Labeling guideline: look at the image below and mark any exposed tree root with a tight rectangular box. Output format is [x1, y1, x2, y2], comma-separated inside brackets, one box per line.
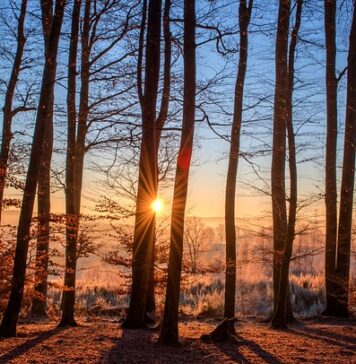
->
[58, 318, 78, 328]
[200, 318, 241, 343]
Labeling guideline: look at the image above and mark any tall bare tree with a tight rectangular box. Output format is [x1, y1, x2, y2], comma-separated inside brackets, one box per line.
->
[203, 0, 253, 341]
[60, 0, 137, 326]
[270, 0, 290, 325]
[59, 0, 82, 327]
[159, 0, 196, 346]
[145, 0, 172, 320]
[335, 0, 356, 317]
[271, 0, 303, 329]
[0, 0, 66, 338]
[323, 0, 339, 316]
[31, 0, 55, 318]
[123, 0, 163, 329]
[0, 0, 29, 224]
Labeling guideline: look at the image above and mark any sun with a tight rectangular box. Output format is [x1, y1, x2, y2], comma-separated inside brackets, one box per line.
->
[151, 198, 163, 214]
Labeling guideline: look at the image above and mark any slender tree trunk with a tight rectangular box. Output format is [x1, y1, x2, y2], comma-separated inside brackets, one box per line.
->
[59, 0, 83, 327]
[271, 0, 290, 321]
[31, 102, 53, 317]
[0, 0, 28, 224]
[31, 0, 54, 318]
[224, 0, 252, 329]
[335, 3, 356, 317]
[204, 0, 253, 342]
[323, 0, 339, 316]
[0, 0, 66, 338]
[272, 0, 302, 329]
[159, 0, 196, 346]
[123, 0, 162, 329]
[146, 0, 172, 320]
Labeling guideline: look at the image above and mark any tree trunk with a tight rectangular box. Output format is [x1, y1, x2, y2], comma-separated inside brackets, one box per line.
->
[335, 2, 356, 317]
[159, 0, 196, 346]
[146, 0, 172, 321]
[123, 0, 162, 329]
[323, 0, 339, 316]
[272, 0, 302, 329]
[205, 0, 253, 341]
[31, 0, 54, 318]
[0, 0, 66, 338]
[59, 0, 83, 327]
[0, 0, 28, 224]
[271, 0, 290, 323]
[31, 102, 53, 317]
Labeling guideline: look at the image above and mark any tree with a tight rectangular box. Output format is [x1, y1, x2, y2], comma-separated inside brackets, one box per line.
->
[334, 0, 356, 317]
[60, 0, 137, 326]
[159, 0, 196, 346]
[0, 0, 66, 338]
[59, 0, 82, 327]
[184, 216, 215, 273]
[203, 0, 253, 342]
[271, 0, 303, 329]
[323, 0, 340, 317]
[270, 0, 290, 329]
[123, 0, 162, 329]
[146, 0, 172, 319]
[0, 0, 29, 224]
[31, 0, 55, 318]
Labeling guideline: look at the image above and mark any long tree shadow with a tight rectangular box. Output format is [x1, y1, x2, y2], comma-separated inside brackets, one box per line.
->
[289, 326, 356, 352]
[0, 326, 66, 364]
[213, 337, 282, 364]
[101, 328, 251, 363]
[294, 324, 356, 345]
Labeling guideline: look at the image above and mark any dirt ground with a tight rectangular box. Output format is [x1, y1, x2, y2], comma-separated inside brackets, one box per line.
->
[0, 317, 355, 363]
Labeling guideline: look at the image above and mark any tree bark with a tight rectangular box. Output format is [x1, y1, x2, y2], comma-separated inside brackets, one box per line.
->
[335, 2, 356, 317]
[323, 0, 339, 316]
[59, 0, 83, 327]
[0, 0, 66, 338]
[272, 0, 302, 329]
[146, 0, 172, 320]
[159, 0, 196, 346]
[205, 0, 253, 341]
[271, 0, 290, 323]
[123, 0, 162, 329]
[224, 0, 252, 330]
[0, 0, 28, 224]
[31, 105, 53, 317]
[31, 0, 54, 318]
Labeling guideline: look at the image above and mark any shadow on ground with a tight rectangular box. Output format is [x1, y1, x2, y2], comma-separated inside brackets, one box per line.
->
[0, 326, 66, 364]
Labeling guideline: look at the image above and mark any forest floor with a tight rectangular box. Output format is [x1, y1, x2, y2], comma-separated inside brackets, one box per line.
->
[0, 317, 355, 363]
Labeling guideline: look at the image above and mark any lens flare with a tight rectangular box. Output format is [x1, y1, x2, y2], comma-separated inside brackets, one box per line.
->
[151, 198, 163, 214]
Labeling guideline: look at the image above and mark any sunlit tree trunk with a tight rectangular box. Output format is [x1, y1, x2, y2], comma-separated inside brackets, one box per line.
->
[123, 0, 162, 329]
[323, 0, 339, 316]
[335, 2, 356, 317]
[204, 0, 253, 342]
[271, 0, 302, 329]
[0, 0, 66, 338]
[146, 0, 172, 319]
[271, 0, 290, 323]
[0, 0, 28, 224]
[31, 0, 54, 318]
[59, 0, 84, 327]
[224, 0, 252, 330]
[159, 0, 196, 345]
[31, 112, 53, 317]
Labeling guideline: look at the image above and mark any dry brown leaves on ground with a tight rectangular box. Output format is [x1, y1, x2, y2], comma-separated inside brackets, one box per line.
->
[0, 317, 355, 363]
